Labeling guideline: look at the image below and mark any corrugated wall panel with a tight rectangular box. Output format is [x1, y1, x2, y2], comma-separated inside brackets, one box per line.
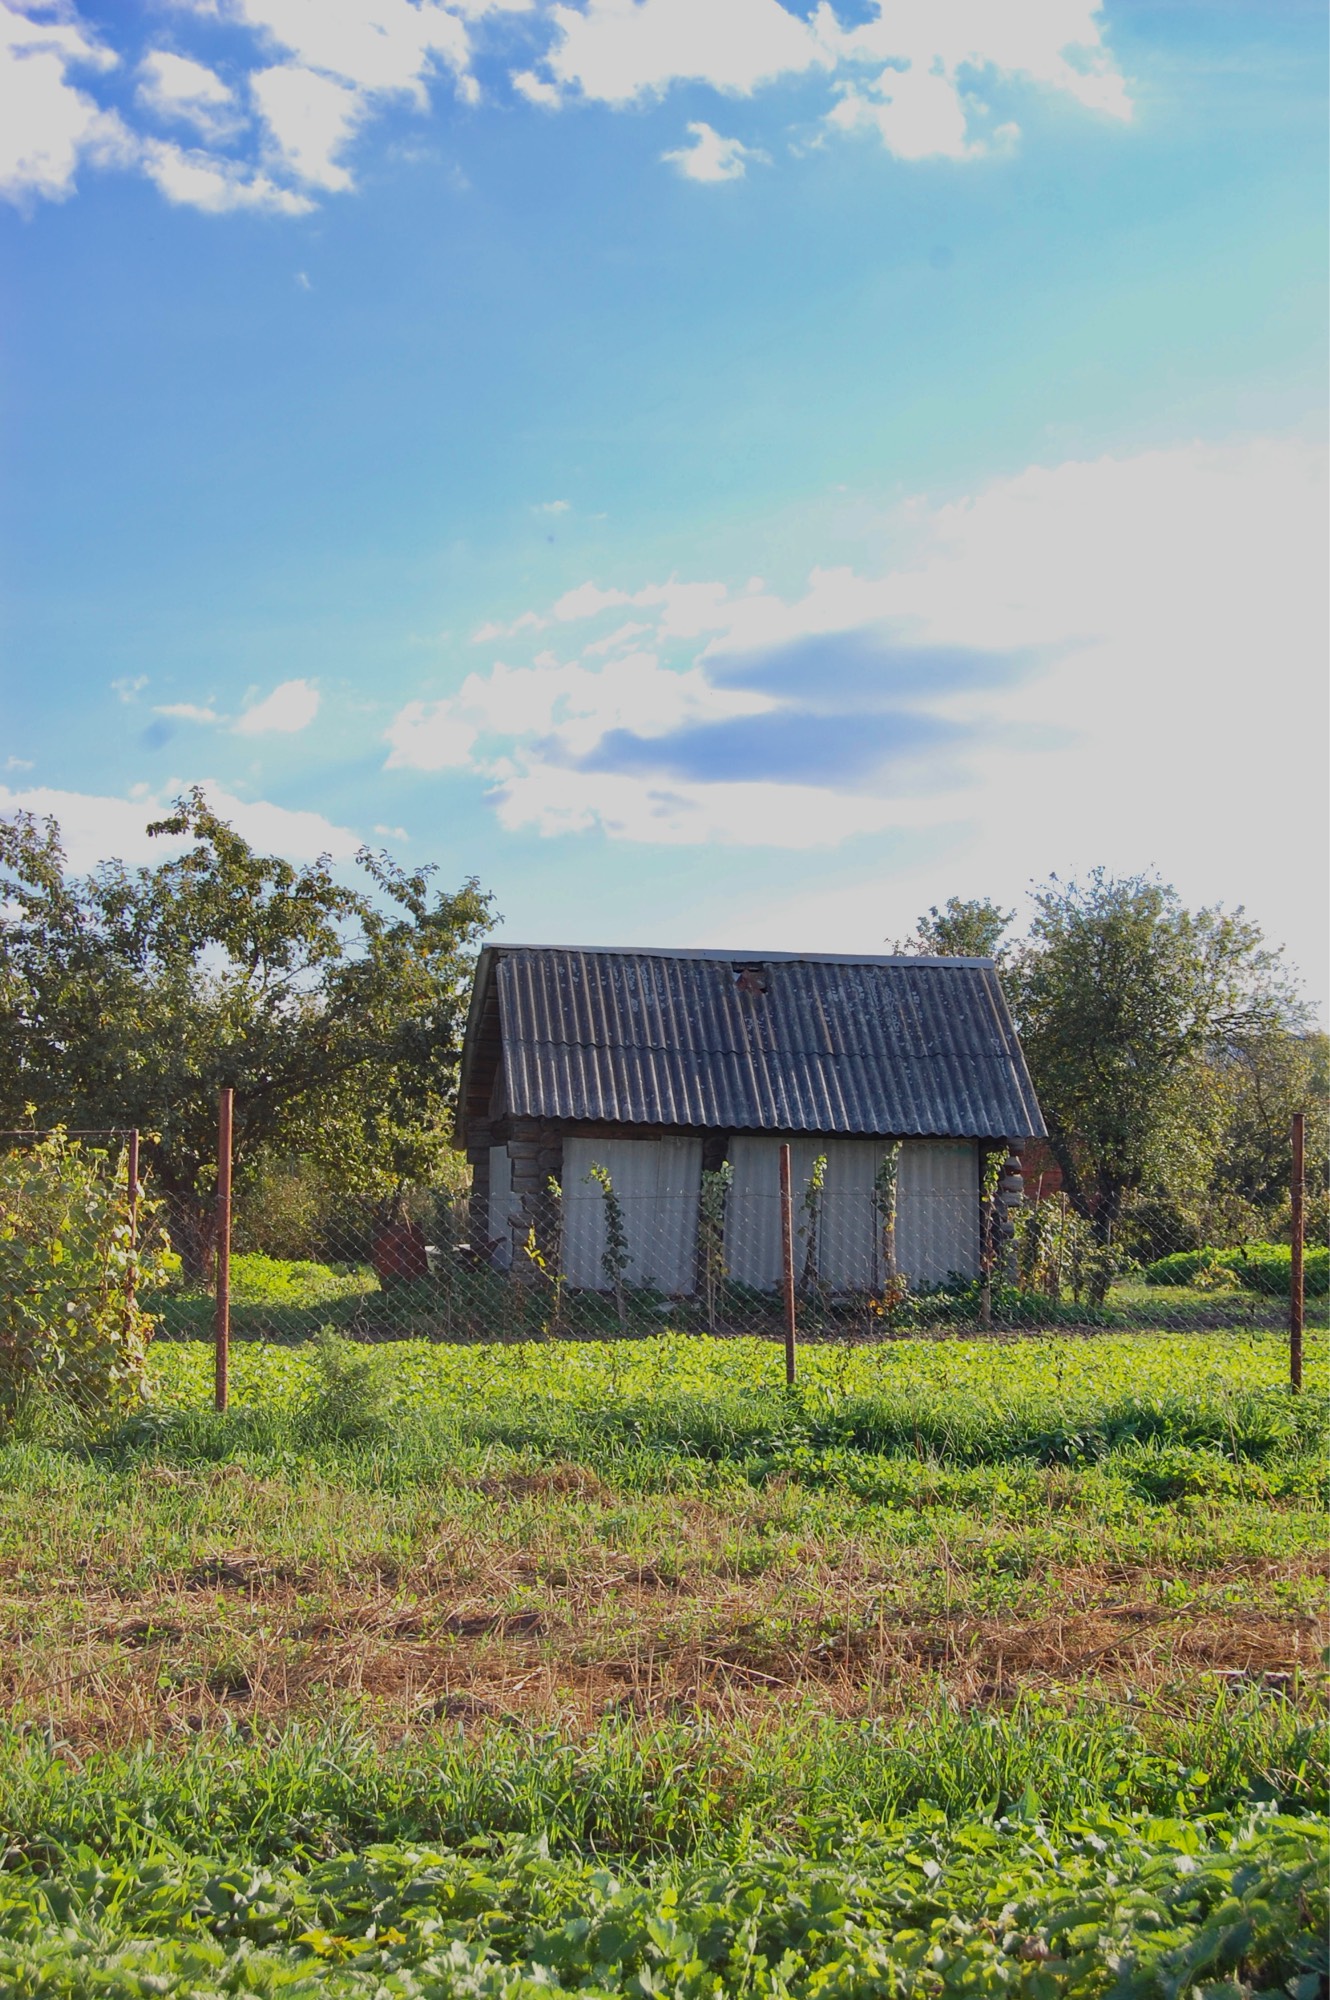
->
[562, 1136, 702, 1293]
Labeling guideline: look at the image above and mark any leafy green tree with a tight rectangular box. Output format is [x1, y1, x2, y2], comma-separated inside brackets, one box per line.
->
[1013, 870, 1303, 1250]
[0, 791, 493, 1270]
[1209, 1030, 1329, 1241]
[898, 896, 1015, 961]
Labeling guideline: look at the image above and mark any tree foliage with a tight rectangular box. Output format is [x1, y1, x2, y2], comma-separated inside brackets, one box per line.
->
[0, 792, 493, 1262]
[898, 896, 1015, 961]
[1012, 870, 1304, 1241]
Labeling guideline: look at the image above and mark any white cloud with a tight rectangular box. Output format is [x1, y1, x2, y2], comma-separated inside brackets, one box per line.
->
[490, 761, 911, 847]
[0, 0, 1134, 216]
[551, 580, 631, 622]
[584, 619, 649, 656]
[828, 66, 977, 163]
[140, 135, 314, 212]
[534, 497, 570, 514]
[0, 780, 360, 871]
[233, 0, 474, 103]
[4, 755, 34, 772]
[536, 0, 827, 106]
[111, 675, 149, 702]
[384, 699, 478, 770]
[0, 2, 132, 206]
[154, 701, 221, 723]
[384, 639, 773, 776]
[233, 677, 321, 733]
[251, 63, 363, 189]
[821, 0, 1132, 124]
[818, 0, 1129, 160]
[373, 822, 409, 838]
[138, 49, 239, 140]
[511, 66, 559, 106]
[663, 121, 765, 183]
[387, 429, 1326, 992]
[526, 0, 1130, 164]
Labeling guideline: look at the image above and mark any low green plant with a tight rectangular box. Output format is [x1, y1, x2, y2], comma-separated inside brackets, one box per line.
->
[0, 1133, 171, 1426]
[0, 1796, 1323, 1999]
[293, 1329, 392, 1445]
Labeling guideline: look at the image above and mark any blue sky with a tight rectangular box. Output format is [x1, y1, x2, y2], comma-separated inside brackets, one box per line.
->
[1, 0, 1326, 1004]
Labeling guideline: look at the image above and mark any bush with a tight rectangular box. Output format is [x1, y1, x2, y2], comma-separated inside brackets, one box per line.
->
[1144, 1242, 1329, 1297]
[293, 1328, 392, 1444]
[0, 1134, 172, 1424]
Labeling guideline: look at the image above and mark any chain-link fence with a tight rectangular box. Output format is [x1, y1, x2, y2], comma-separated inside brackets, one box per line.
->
[3, 1126, 1321, 1352]
[145, 1165, 1323, 1348]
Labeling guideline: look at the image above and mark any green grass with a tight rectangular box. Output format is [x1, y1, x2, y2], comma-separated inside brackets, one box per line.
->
[1, 1329, 1325, 1994]
[149, 1249, 1328, 1345]
[132, 1326, 1327, 1473]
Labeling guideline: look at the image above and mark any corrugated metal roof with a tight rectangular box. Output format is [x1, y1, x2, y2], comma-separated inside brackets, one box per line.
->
[458, 945, 1044, 1142]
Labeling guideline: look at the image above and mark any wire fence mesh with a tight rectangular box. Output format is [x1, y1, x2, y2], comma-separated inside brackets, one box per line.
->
[2, 1129, 1323, 1352]
[168, 1170, 1322, 1347]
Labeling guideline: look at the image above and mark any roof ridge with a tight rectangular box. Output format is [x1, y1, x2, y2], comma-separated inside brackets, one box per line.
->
[479, 943, 998, 969]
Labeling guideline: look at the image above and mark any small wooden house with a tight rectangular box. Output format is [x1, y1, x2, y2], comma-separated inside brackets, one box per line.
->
[454, 945, 1044, 1294]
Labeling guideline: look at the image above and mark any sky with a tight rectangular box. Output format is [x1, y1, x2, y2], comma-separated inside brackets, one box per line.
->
[1, 0, 1326, 1007]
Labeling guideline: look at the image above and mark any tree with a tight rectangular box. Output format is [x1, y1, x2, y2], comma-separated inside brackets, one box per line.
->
[1209, 1030, 1329, 1240]
[897, 896, 1015, 961]
[0, 791, 493, 1269]
[1013, 870, 1303, 1251]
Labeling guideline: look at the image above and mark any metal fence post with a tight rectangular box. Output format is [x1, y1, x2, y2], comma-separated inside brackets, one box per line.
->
[1290, 1110, 1304, 1394]
[215, 1088, 233, 1413]
[779, 1141, 797, 1386]
[126, 1128, 139, 1321]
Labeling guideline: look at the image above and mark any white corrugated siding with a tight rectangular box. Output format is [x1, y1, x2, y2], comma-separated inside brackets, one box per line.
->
[724, 1137, 978, 1289]
[896, 1141, 979, 1285]
[488, 1144, 514, 1268]
[562, 1136, 703, 1293]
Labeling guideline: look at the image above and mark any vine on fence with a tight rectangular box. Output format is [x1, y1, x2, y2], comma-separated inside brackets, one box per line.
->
[800, 1154, 827, 1292]
[587, 1163, 630, 1331]
[698, 1162, 732, 1333]
[523, 1175, 566, 1335]
[873, 1141, 909, 1320]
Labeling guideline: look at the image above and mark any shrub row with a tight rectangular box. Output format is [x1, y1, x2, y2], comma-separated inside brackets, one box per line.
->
[1143, 1243, 1329, 1296]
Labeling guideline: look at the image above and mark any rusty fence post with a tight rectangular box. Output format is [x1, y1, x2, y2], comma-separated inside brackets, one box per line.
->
[215, 1088, 233, 1413]
[779, 1141, 797, 1387]
[126, 1128, 140, 1321]
[1290, 1111, 1304, 1395]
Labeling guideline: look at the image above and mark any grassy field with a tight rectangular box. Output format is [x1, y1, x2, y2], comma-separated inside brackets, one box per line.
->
[1, 1329, 1325, 1994]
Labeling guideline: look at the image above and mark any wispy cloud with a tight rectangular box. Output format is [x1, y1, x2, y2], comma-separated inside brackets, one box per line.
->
[153, 701, 221, 724]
